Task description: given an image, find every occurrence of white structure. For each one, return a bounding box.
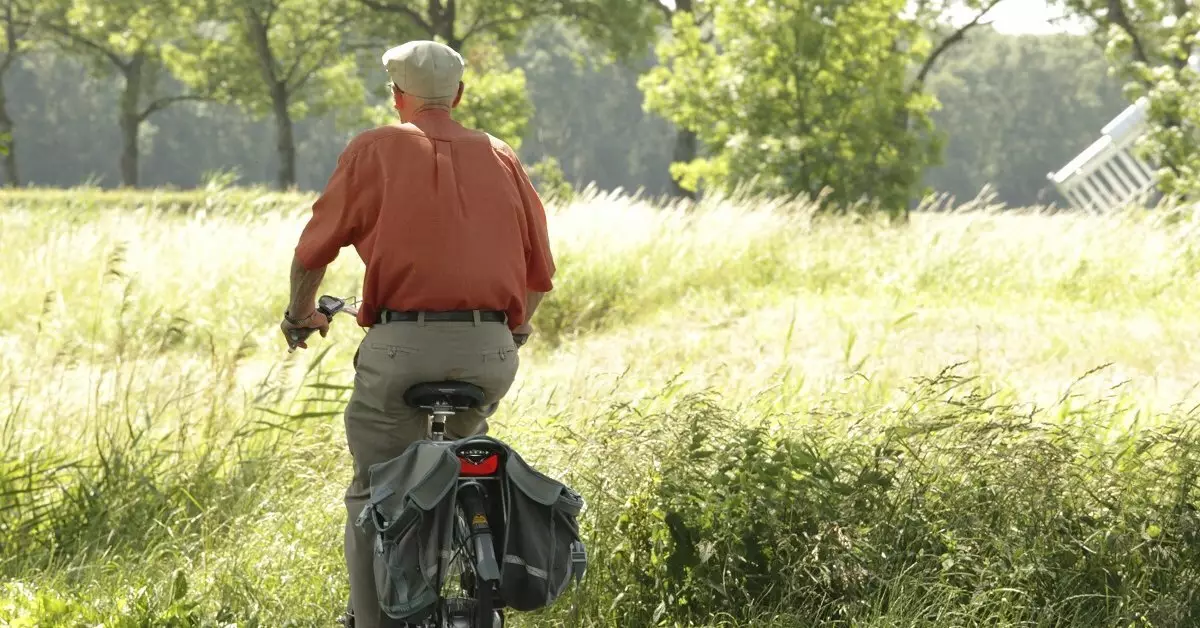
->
[1046,97,1159,212]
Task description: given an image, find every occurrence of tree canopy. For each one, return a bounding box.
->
[164,0,366,188]
[0,0,1152,210]
[641,0,944,211]
[1052,0,1200,199]
[38,0,211,186]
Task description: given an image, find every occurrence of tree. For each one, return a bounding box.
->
[165,0,366,190]
[354,0,660,154]
[1051,0,1200,197]
[355,0,657,56]
[39,0,209,187]
[903,0,1007,125]
[635,0,1003,202]
[0,0,37,187]
[640,0,944,212]
[646,0,706,199]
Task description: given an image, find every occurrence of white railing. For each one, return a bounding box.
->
[1046,97,1159,212]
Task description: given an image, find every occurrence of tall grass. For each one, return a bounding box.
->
[2,188,1200,625]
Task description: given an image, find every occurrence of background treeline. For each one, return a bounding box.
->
[5,21,1126,208]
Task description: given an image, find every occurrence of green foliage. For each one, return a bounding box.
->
[41,0,199,90]
[351,0,663,167]
[589,378,1200,626]
[1055,0,1200,198]
[454,42,532,151]
[1110,9,1200,199]
[163,0,365,124]
[526,156,575,202]
[35,0,219,186]
[352,0,661,60]
[640,0,942,211]
[0,0,37,58]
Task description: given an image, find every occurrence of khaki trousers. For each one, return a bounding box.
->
[343,319,519,628]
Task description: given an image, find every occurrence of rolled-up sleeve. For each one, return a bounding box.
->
[508,155,555,292]
[295,148,366,269]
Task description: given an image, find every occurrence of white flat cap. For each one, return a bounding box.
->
[381,40,465,100]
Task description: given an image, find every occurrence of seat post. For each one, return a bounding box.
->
[430,402,453,441]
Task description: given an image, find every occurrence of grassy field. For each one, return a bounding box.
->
[2,187,1200,626]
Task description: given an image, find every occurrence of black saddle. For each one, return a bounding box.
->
[402,381,486,410]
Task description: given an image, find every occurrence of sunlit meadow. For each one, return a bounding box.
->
[3,187,1199,626]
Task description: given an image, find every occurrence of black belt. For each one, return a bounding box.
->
[378,309,507,324]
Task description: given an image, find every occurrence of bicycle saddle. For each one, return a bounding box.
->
[403,381,486,410]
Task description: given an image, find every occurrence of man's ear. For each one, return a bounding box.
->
[451,82,464,108]
[391,84,404,110]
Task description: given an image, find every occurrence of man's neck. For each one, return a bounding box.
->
[405,106,451,122]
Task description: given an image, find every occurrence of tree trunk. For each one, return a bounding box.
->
[272,81,296,189]
[666,0,697,199]
[1,0,18,185]
[244,7,295,189]
[118,53,145,187]
[0,71,17,187]
[425,0,461,48]
[670,128,697,199]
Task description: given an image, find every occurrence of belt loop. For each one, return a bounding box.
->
[472,310,481,326]
[418,311,426,327]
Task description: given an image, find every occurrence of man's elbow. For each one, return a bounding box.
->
[293,247,334,273]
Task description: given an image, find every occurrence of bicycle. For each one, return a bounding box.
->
[287,296,511,628]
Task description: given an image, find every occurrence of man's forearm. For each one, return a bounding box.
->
[525,291,546,321]
[288,255,327,316]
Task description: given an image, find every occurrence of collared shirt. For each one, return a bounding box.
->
[294,109,555,329]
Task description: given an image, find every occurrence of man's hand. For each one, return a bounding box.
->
[284,254,330,351]
[512,321,532,347]
[281,310,331,351]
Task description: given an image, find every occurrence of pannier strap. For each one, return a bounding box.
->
[570,541,588,582]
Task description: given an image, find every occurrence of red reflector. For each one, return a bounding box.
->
[459,454,500,476]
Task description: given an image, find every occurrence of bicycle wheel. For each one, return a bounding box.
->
[442,506,478,626]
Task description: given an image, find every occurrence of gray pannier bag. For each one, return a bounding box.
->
[354,440,462,623]
[494,438,588,611]
[354,435,588,621]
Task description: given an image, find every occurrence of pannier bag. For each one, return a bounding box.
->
[355,435,588,621]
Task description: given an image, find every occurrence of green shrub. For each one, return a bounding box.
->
[528,156,576,203]
[534,370,1200,627]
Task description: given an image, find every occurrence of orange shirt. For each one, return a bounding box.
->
[294,110,555,329]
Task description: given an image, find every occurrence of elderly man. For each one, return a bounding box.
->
[279,40,555,628]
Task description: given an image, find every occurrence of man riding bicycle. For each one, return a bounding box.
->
[279,40,555,628]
